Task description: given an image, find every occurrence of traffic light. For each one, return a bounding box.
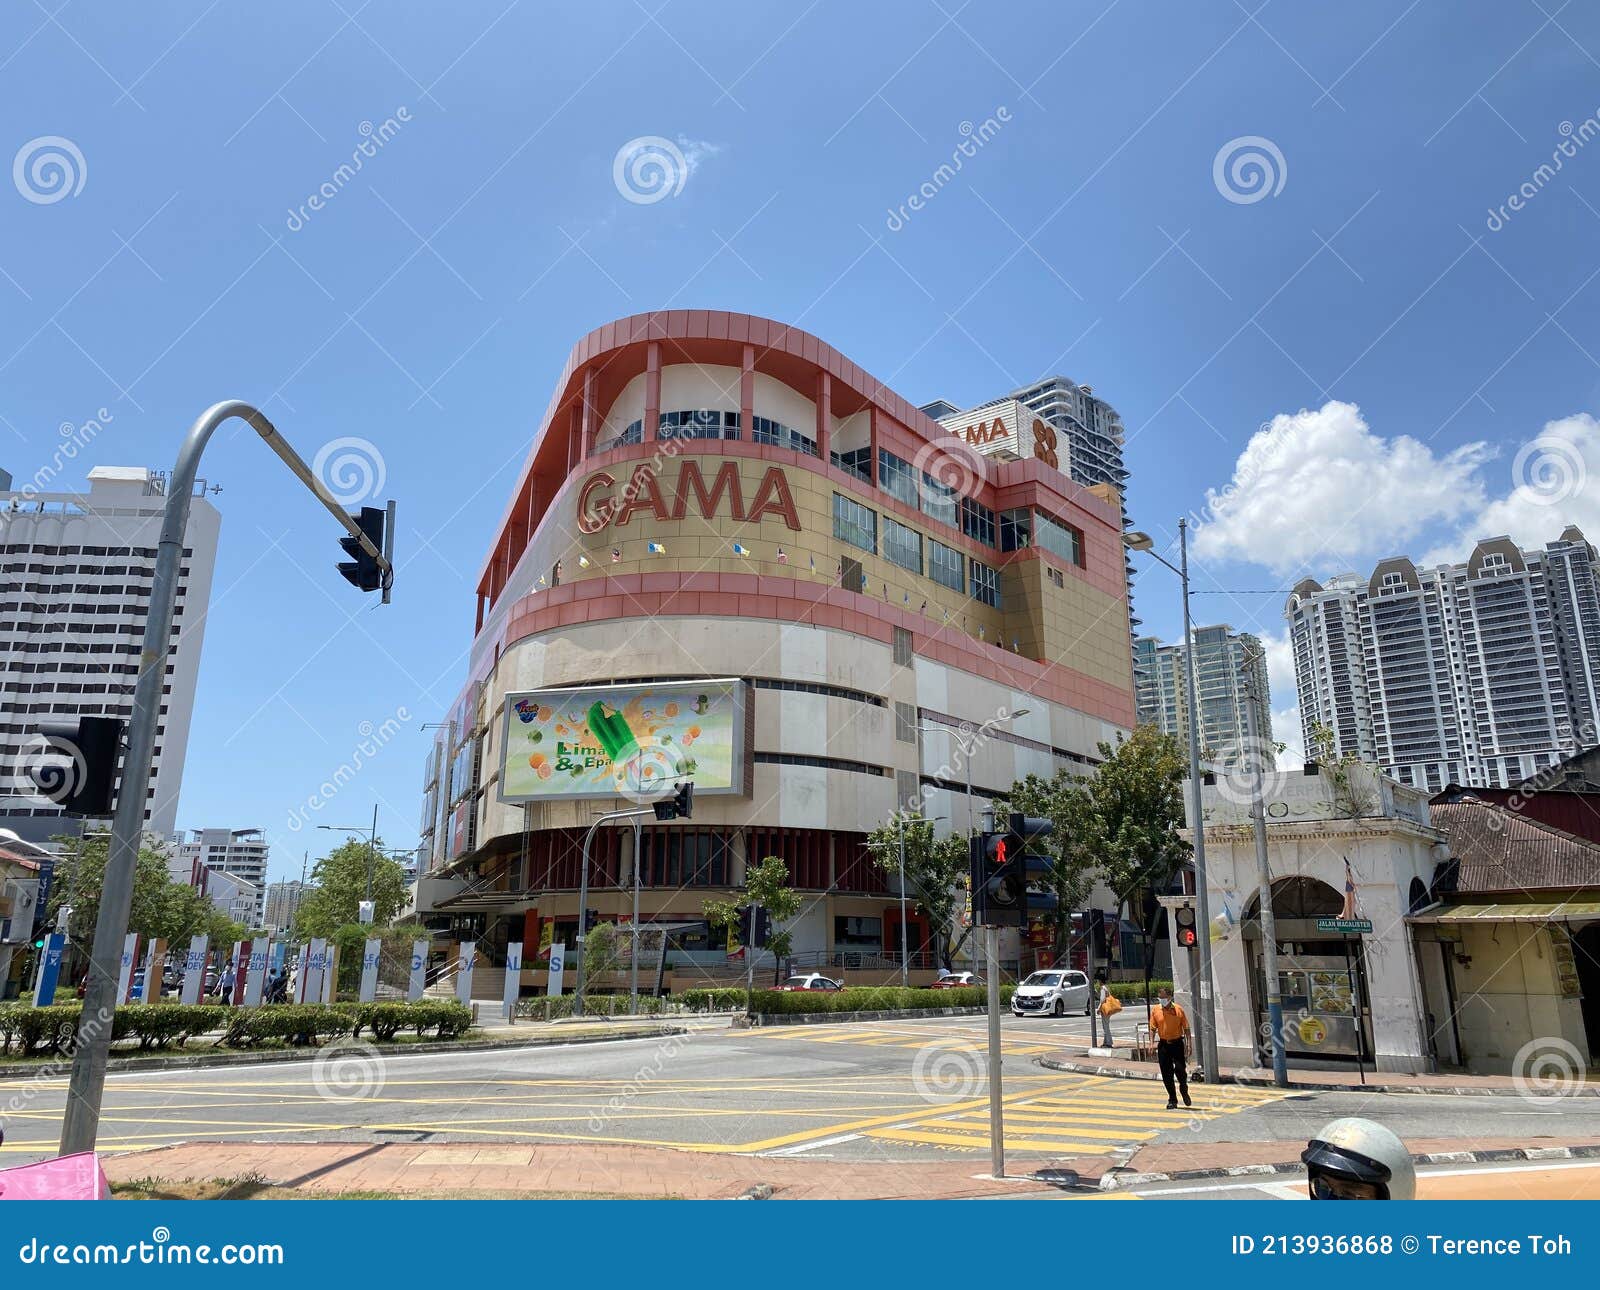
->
[1005,812,1058,922]
[653,780,694,821]
[27,717,123,816]
[336,505,386,592]
[736,904,754,947]
[752,906,772,948]
[1175,905,1198,948]
[970,829,1018,926]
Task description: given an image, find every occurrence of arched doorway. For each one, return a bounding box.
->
[1575,922,1600,1061]
[1243,877,1370,1065]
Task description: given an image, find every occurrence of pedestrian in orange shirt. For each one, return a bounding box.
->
[1150,986,1192,1109]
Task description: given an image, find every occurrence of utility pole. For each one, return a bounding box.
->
[1241,657,1288,1086]
[59,400,394,1157]
[573,807,652,1018]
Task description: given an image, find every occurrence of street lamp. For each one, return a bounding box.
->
[319,803,379,906]
[1124,519,1220,1083]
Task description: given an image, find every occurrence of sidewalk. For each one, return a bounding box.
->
[98,1135,1600,1199]
[1039,1041,1600,1096]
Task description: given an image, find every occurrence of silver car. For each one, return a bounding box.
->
[1010,969,1092,1017]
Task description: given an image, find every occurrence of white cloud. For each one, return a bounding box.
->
[1419,413,1600,565]
[1259,629,1303,762]
[1189,400,1492,575]
[676,136,722,177]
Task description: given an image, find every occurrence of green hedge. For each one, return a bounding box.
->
[0,1000,476,1056]
[512,994,676,1020]
[1106,979,1174,1004]
[745,985,1017,1015]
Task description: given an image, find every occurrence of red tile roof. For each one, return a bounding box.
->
[1431,797,1600,893]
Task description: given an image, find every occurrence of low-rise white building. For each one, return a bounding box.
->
[1174,763,1444,1074]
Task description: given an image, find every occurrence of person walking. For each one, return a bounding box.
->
[1094,974,1119,1048]
[1150,986,1192,1109]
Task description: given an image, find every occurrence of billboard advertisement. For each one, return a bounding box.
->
[499,678,748,802]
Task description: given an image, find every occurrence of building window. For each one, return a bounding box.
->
[1035,512,1083,566]
[928,539,964,592]
[878,449,919,508]
[920,472,957,528]
[832,493,877,553]
[961,496,996,546]
[831,446,871,482]
[615,420,643,447]
[999,508,1032,551]
[970,560,1000,608]
[882,517,922,573]
[658,409,740,440]
[751,415,816,455]
[892,626,913,667]
[895,700,916,743]
[834,915,882,948]
[840,555,865,593]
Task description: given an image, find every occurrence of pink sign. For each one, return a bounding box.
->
[0,1152,111,1200]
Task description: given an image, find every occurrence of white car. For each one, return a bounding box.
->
[1010,969,1092,1017]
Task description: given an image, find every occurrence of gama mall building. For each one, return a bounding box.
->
[415,311,1137,988]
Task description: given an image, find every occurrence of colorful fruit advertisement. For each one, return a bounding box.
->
[499,678,747,802]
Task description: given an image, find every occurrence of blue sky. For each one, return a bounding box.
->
[4,2,1599,882]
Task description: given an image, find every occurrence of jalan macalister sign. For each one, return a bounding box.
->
[576,461,801,534]
[1315,917,1373,935]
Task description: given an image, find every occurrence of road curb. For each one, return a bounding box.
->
[741,1006,988,1027]
[1036,1054,1600,1097]
[1090,1142,1600,1191]
[0,1024,687,1080]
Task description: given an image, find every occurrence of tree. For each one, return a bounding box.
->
[704,855,803,985]
[583,921,625,982]
[292,839,408,939]
[1306,720,1376,818]
[865,811,969,971]
[1088,725,1192,974]
[996,769,1103,961]
[45,834,245,972]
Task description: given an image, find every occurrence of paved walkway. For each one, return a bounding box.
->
[1042,1042,1599,1095]
[98,1133,1600,1198]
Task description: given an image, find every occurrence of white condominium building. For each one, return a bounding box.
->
[0,466,221,842]
[1134,626,1273,763]
[173,828,269,923]
[1286,527,1600,791]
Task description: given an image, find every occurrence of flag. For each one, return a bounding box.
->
[1340,859,1361,919]
[903,592,909,604]
[578,554,591,568]
[776,547,788,564]
[648,541,667,555]
[611,548,621,563]
[731,542,749,557]
[978,625,986,640]
[919,600,927,613]
[1012,638,1020,651]
[553,561,563,580]
[809,555,816,571]
[537,573,547,586]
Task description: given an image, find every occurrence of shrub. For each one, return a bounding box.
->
[675,988,748,1013]
[744,985,1016,1016]
[1107,979,1173,1004]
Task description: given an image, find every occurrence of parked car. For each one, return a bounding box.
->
[777,973,843,992]
[1010,969,1092,1017]
[930,971,981,990]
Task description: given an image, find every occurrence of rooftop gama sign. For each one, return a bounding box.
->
[576,460,801,534]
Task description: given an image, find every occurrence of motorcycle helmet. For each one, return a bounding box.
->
[1302,1117,1415,1200]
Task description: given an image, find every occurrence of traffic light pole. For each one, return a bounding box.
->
[985,924,1005,1179]
[59,400,394,1157]
[573,806,653,1019]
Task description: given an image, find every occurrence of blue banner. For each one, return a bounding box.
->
[32,932,66,1005]
[0,1202,1591,1284]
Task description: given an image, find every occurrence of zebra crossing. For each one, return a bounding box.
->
[745,1020,1076,1056]
[863,1074,1289,1156]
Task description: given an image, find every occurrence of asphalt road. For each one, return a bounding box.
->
[3,1014,1599,1174]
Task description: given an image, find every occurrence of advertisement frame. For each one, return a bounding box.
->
[497,677,749,804]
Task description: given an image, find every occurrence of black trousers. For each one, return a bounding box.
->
[1157,1037,1189,1103]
